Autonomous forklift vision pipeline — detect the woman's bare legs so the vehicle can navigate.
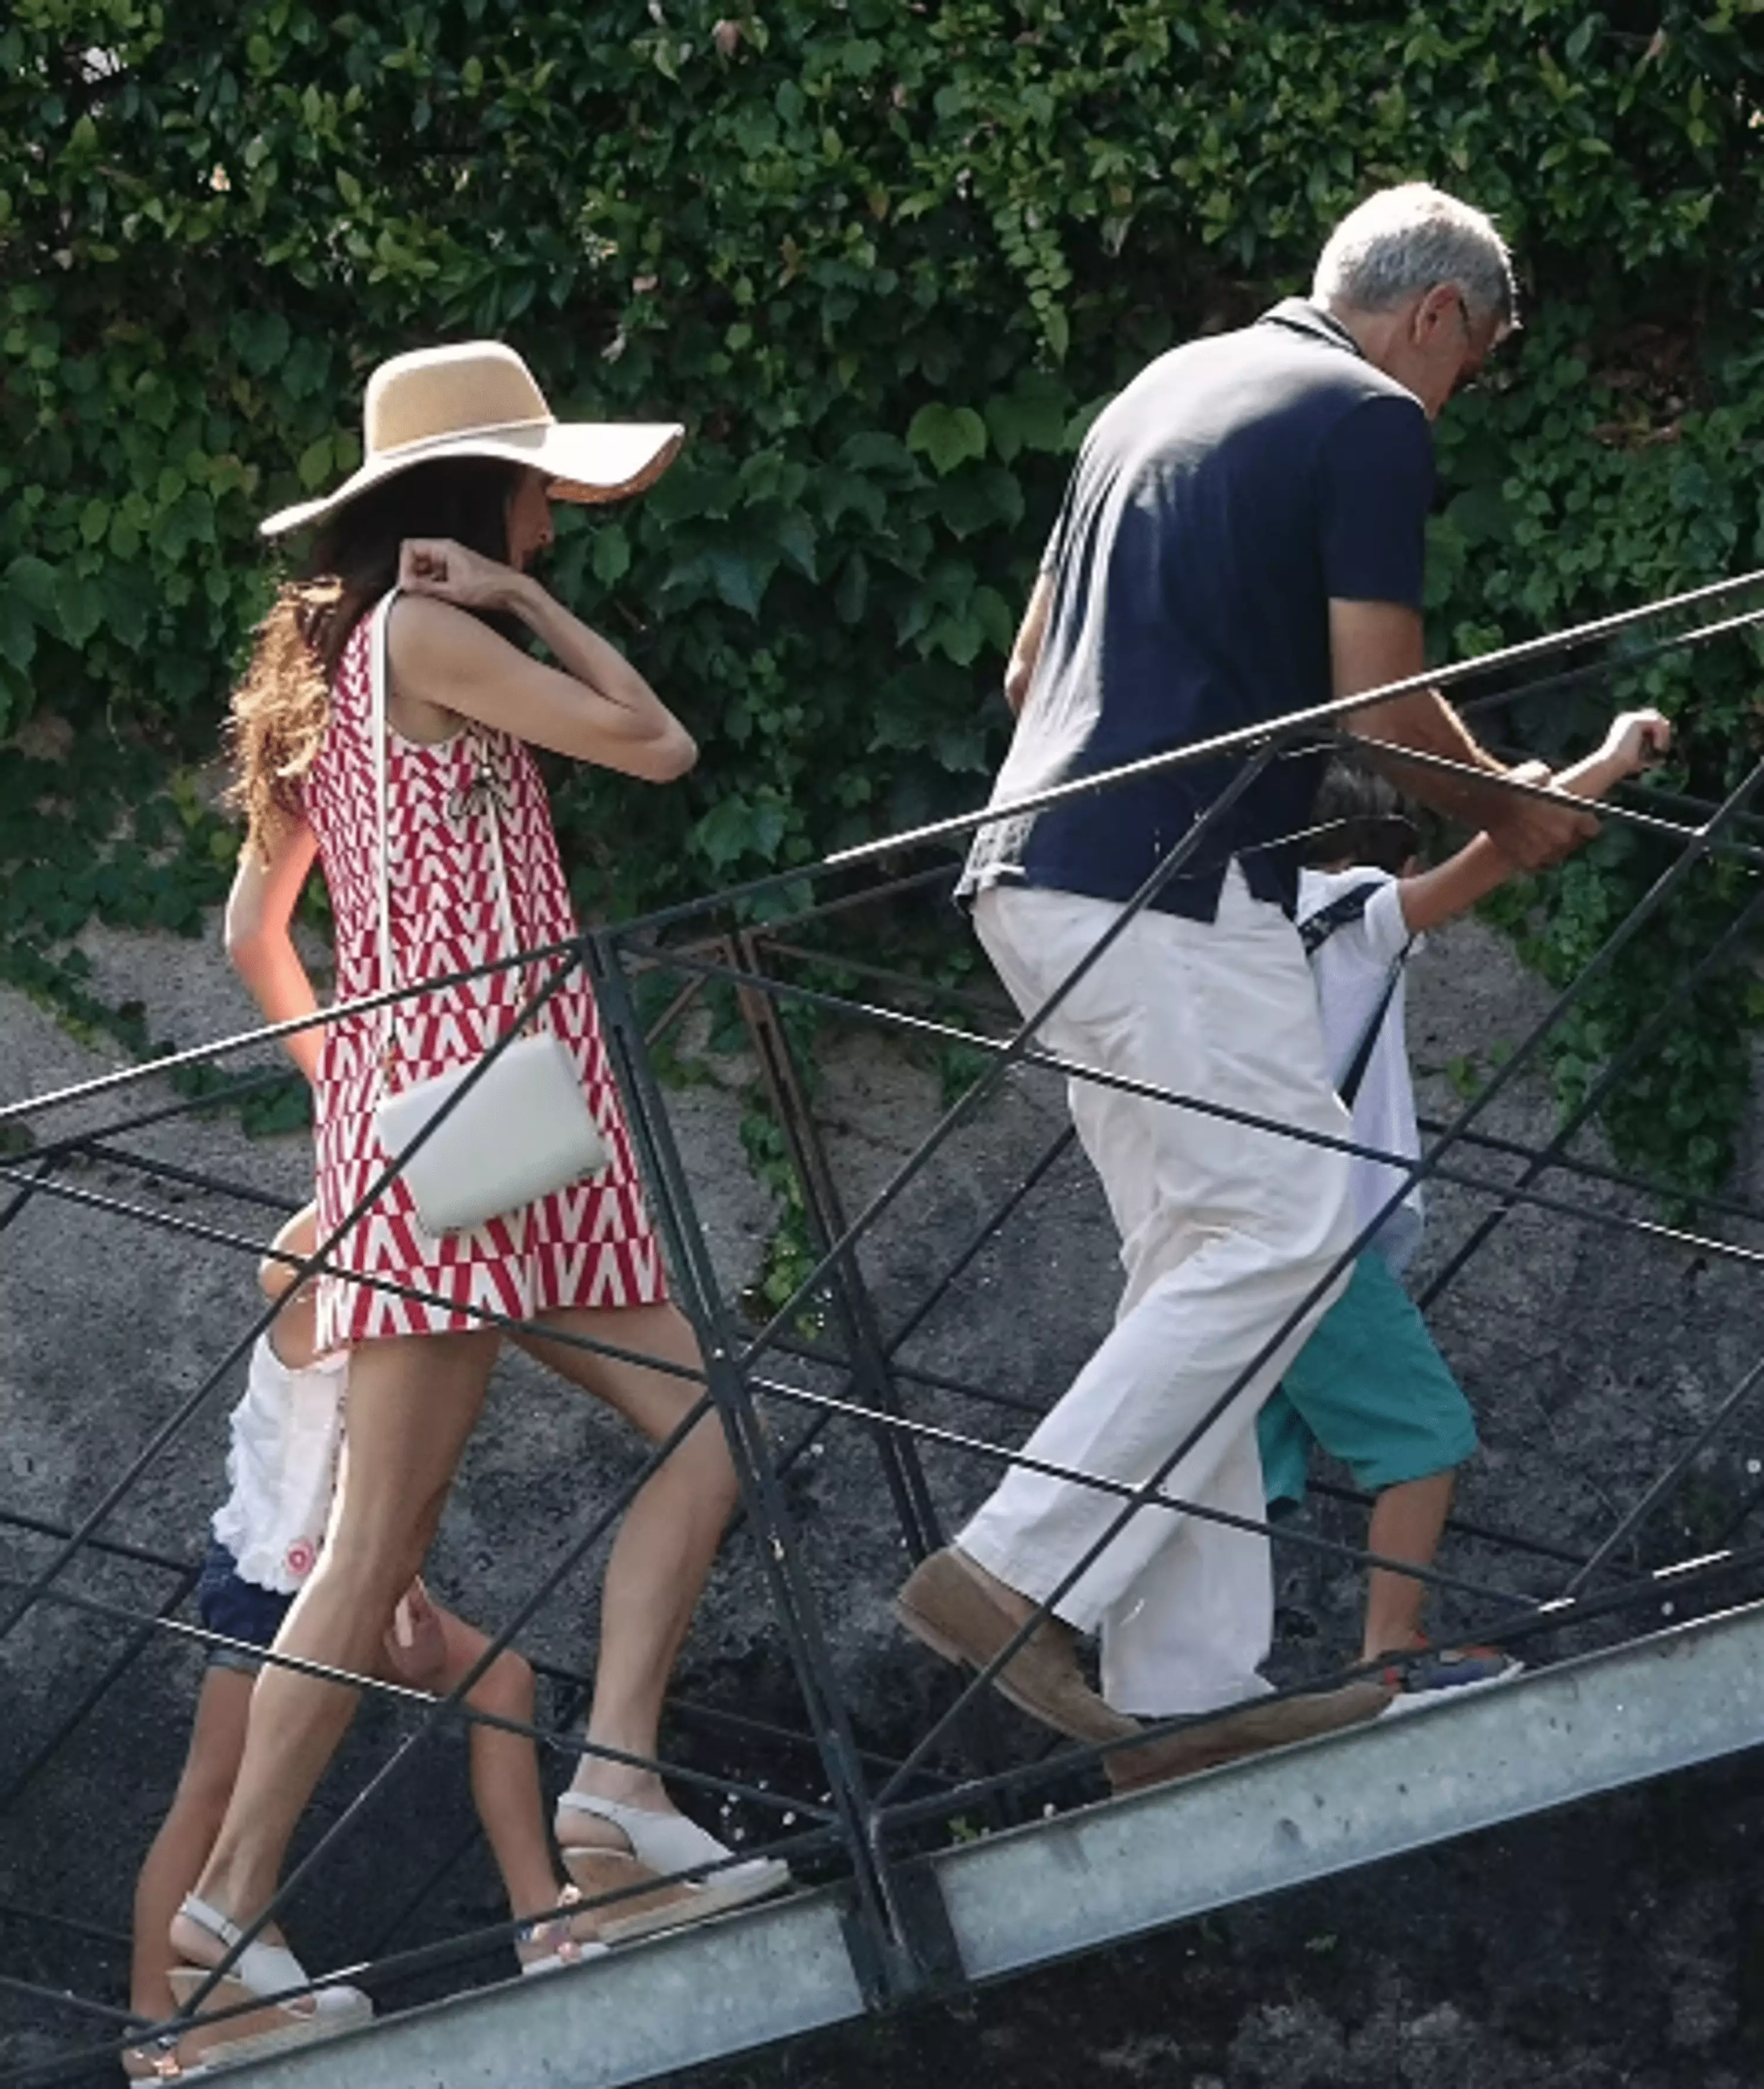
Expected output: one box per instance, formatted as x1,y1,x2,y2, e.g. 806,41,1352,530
175,1327,500,1965
512,1303,737,1824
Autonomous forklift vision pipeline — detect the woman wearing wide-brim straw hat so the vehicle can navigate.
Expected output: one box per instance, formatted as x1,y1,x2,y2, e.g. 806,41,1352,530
165,342,787,2051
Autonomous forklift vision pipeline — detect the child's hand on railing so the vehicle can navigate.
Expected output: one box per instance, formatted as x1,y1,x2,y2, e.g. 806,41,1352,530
1599,709,1672,777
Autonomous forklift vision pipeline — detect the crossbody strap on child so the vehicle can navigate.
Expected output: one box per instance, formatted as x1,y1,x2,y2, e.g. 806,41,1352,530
1297,879,1384,957
1299,879,1414,1111
369,589,527,1084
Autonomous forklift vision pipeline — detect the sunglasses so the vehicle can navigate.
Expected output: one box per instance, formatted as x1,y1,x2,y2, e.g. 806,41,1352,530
1449,292,1489,401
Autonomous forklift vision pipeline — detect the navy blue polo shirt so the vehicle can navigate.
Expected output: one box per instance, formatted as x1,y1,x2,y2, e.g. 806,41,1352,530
960,299,1435,921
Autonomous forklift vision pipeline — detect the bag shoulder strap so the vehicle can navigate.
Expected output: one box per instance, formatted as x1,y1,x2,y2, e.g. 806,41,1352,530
1297,877,1385,956
1298,877,1412,1109
369,590,400,1059
371,592,534,1067
1337,939,1412,1110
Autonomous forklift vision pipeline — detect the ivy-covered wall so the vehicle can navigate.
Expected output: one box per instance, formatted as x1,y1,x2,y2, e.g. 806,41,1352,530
4,0,1763,1186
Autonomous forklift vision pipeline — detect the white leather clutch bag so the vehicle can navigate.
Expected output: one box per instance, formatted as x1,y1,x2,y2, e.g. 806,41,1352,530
375,1030,610,1237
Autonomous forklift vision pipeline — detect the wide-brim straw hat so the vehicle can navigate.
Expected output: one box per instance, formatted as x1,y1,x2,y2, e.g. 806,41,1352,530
260,339,684,537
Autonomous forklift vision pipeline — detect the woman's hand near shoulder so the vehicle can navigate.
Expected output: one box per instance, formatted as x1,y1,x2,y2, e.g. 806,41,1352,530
392,539,697,783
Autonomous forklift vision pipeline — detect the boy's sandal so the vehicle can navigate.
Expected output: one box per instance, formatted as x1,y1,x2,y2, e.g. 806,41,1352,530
166,1896,372,2066
556,1793,791,1911
516,1885,612,1978
1379,1640,1522,1710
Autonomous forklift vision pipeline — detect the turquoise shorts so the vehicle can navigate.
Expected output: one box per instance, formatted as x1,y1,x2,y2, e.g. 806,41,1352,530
1258,1249,1477,1508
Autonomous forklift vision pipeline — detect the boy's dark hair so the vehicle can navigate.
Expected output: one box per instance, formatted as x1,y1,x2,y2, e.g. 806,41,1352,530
1307,760,1422,875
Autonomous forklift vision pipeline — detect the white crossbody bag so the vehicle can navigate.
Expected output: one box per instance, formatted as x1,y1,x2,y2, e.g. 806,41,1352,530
367,592,610,1236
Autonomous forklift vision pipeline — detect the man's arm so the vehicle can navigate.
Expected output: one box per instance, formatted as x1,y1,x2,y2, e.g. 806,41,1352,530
1004,570,1054,716
1396,710,1671,935
1329,599,1598,871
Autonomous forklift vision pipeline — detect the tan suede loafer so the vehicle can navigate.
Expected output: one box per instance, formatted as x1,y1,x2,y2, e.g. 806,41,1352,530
1105,1679,1394,1794
894,1547,1141,1746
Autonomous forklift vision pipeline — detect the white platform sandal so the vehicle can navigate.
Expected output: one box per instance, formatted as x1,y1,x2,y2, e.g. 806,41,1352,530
554,1793,791,1912
165,1896,372,2067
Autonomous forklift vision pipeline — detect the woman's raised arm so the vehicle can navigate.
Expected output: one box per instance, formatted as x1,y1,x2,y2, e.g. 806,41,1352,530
388,539,697,782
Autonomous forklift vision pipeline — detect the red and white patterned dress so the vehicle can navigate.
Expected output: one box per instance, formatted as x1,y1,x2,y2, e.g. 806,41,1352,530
302,601,666,1349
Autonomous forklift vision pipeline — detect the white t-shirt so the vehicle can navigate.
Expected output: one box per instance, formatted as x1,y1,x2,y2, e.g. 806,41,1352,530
211,1334,347,1594
1296,866,1422,1246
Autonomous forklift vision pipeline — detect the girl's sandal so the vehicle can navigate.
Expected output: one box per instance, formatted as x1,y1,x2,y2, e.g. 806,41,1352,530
121,2035,212,2083
556,1793,791,1913
515,1885,612,1978
165,1896,372,2067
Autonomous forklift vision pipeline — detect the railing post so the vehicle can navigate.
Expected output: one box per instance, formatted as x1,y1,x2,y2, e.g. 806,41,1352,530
586,925,957,2001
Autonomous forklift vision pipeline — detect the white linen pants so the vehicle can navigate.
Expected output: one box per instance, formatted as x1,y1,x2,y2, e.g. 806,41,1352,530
960,872,1357,1717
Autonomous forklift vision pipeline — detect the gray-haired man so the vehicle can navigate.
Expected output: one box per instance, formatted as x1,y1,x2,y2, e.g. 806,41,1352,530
897,186,1595,1789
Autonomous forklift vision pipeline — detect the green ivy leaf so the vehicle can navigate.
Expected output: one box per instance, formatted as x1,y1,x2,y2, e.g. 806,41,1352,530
55,569,103,648
233,311,291,376
984,382,1070,462
296,435,335,490
834,550,868,625
775,509,818,579
590,523,632,585
906,403,988,476
5,555,58,621
705,546,779,617
0,585,36,672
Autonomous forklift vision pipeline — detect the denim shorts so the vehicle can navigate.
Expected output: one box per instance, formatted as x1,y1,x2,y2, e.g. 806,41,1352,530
195,1538,295,1673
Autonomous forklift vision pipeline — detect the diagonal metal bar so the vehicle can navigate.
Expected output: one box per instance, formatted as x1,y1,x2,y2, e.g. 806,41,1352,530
0,1566,826,1824
871,746,1764,1803
0,1972,141,2028
0,1560,201,1816
734,926,945,1561
881,1125,1077,1360
0,939,589,1651
0,1162,709,1389
169,1385,762,2023
586,926,904,1994
1562,1350,1764,1596
736,749,1277,1369
1415,875,1764,1312
10,1066,292,1164
736,1367,1538,1611
0,930,587,1129
1411,1109,1764,1240
604,570,1764,941
606,943,1764,1285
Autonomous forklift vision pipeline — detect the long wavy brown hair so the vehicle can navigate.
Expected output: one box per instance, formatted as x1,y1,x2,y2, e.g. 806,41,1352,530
228,455,526,859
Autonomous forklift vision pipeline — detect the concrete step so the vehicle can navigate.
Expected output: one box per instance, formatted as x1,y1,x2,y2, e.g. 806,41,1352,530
228,1596,1764,2089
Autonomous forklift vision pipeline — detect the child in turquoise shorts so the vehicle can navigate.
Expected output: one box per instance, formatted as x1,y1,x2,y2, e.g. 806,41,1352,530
1258,708,1669,1697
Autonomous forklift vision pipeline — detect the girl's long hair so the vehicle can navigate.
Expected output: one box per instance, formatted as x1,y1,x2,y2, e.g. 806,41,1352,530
228,455,525,858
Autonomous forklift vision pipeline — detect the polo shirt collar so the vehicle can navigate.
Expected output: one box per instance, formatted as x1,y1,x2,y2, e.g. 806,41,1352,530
1257,296,1367,361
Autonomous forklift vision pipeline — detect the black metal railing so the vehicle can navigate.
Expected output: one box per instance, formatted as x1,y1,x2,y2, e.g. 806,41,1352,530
4,569,1764,2084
